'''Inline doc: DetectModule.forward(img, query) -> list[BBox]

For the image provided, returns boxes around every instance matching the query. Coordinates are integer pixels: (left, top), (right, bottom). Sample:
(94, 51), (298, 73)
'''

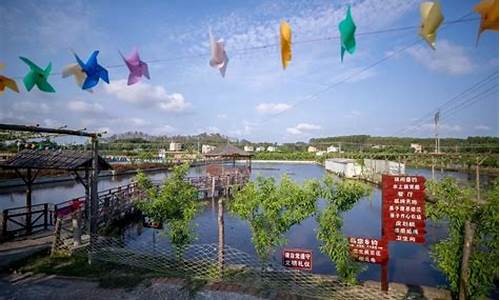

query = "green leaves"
(134, 164), (200, 256)
(316, 178), (370, 284)
(231, 173), (370, 284)
(230, 175), (320, 262)
(427, 177), (498, 298)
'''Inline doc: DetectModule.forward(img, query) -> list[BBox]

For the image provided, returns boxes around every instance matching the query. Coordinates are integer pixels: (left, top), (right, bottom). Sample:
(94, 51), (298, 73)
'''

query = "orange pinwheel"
(0, 64), (19, 94)
(474, 0), (499, 44)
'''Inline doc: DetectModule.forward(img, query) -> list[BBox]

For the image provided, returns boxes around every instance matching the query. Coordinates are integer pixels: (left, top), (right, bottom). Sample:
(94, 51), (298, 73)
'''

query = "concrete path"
(0, 274), (265, 300)
(0, 233), (53, 270)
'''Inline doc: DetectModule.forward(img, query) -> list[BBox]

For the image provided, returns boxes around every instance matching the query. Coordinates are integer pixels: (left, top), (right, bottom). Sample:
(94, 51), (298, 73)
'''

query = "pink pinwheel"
(120, 48), (150, 85)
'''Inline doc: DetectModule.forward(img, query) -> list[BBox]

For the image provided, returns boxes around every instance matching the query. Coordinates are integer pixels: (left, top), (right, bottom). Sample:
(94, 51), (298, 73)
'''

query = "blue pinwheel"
(74, 50), (109, 89)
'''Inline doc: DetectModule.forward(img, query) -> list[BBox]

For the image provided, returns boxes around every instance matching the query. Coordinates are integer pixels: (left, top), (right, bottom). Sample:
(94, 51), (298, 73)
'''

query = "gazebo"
(204, 144), (253, 172)
(0, 149), (112, 235)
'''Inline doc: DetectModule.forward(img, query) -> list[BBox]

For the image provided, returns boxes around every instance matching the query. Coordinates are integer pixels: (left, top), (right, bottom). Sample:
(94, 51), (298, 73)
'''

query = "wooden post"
(2, 210), (7, 239)
(459, 221), (476, 300)
(26, 168), (32, 235)
(88, 136), (99, 265)
(218, 196), (225, 278)
(51, 218), (62, 256)
(43, 203), (48, 230)
(72, 208), (82, 247)
(475, 158), (480, 202)
(431, 158), (435, 181)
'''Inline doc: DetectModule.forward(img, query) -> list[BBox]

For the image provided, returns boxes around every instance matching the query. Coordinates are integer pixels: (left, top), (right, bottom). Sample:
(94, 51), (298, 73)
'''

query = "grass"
(13, 253), (159, 289)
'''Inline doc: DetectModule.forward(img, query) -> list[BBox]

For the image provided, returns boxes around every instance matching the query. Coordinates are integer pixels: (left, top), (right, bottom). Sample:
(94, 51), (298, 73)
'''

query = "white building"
(325, 158), (362, 178)
(201, 144), (216, 154)
(410, 143), (422, 153)
(326, 146), (339, 153)
(244, 145), (254, 152)
(307, 146), (318, 153)
(363, 159), (405, 175)
(316, 151), (326, 156)
(256, 146), (266, 152)
(169, 142), (182, 151)
(267, 146), (276, 152)
(158, 148), (167, 159)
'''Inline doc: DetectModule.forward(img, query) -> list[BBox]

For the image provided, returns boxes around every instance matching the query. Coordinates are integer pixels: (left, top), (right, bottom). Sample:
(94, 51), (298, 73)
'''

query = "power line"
(10, 17), (479, 80)
(395, 71), (499, 135)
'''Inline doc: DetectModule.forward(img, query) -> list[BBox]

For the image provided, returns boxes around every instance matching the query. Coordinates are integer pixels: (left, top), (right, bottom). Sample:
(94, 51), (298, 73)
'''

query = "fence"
(80, 236), (407, 300)
(1, 203), (53, 240)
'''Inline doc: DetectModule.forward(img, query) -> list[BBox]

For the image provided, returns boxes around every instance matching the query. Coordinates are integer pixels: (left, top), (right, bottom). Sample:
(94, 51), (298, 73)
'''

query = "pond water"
(0, 162), (494, 288)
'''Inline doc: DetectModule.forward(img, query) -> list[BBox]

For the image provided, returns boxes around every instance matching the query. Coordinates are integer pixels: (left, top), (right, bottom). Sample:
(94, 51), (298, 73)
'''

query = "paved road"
(0, 274), (265, 300)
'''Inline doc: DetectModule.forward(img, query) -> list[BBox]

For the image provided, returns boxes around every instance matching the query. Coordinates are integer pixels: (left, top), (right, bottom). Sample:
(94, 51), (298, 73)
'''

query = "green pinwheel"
(19, 57), (55, 93)
(338, 6), (356, 62)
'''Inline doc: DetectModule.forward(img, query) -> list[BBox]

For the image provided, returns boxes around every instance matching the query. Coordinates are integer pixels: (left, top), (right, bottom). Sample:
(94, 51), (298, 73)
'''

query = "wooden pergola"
(0, 149), (111, 234)
(204, 144), (253, 170)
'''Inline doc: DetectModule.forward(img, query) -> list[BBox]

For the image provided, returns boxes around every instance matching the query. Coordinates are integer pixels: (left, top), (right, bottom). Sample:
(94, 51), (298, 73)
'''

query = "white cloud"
(286, 122), (321, 135)
(217, 113), (228, 119)
(151, 125), (176, 135)
(256, 103), (292, 114)
(104, 80), (192, 113)
(67, 101), (104, 114)
(407, 40), (475, 75)
(12, 101), (50, 114)
(474, 125), (491, 131)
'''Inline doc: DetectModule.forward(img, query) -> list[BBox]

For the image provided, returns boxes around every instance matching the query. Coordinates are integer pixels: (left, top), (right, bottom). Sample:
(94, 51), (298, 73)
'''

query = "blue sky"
(0, 0), (498, 142)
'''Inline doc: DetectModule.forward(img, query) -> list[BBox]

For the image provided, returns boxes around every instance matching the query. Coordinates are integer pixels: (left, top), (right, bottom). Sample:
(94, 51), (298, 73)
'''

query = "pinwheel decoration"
(280, 21), (292, 69)
(419, 1), (444, 49)
(339, 6), (356, 62)
(208, 29), (229, 77)
(0, 64), (19, 94)
(474, 0), (499, 45)
(19, 57), (55, 93)
(74, 50), (109, 89)
(62, 63), (92, 92)
(120, 48), (150, 85)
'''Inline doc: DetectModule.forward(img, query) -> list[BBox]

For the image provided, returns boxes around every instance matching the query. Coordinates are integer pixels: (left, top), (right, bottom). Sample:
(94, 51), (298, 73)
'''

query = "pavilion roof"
(204, 144), (252, 158)
(0, 149), (112, 170)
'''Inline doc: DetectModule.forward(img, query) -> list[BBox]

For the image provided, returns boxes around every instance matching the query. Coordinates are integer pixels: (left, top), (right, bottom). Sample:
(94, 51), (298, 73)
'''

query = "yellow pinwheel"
(419, 1), (444, 49)
(280, 21), (292, 70)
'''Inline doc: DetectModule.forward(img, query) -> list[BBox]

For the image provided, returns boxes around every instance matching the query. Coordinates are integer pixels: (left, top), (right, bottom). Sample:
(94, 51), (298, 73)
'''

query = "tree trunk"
(459, 221), (476, 300)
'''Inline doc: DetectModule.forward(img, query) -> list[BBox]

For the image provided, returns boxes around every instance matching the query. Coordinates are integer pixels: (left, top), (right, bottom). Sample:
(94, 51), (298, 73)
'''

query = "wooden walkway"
(1, 171), (250, 263)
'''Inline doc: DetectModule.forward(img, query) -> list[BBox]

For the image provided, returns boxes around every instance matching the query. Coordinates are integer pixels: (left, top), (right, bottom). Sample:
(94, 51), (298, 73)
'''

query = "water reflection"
(0, 162), (489, 287)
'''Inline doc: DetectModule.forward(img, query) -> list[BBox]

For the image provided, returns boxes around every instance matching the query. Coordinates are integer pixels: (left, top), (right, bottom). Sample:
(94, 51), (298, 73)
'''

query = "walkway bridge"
(1, 170), (250, 247)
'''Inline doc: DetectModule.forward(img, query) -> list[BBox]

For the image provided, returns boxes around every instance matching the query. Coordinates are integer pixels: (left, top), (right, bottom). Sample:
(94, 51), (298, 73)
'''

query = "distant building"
(158, 148), (167, 159)
(256, 146), (266, 152)
(244, 145), (254, 152)
(202, 144), (216, 154)
(326, 146), (339, 153)
(307, 146), (318, 153)
(169, 142), (182, 151)
(410, 143), (422, 153)
(325, 159), (362, 178)
(316, 151), (326, 156)
(371, 145), (384, 149)
(267, 146), (276, 152)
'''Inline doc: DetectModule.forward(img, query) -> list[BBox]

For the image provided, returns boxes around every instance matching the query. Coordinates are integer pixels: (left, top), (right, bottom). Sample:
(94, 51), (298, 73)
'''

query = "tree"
(316, 177), (370, 284)
(427, 177), (498, 299)
(230, 175), (320, 263)
(134, 164), (200, 258)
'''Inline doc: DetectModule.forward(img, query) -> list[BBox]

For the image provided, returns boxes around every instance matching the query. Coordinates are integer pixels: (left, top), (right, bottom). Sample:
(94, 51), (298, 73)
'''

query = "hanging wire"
(8, 17), (479, 80)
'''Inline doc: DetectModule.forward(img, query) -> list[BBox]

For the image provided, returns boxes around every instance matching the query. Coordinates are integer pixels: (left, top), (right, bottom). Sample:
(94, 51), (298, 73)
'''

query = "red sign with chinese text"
(382, 175), (426, 244)
(348, 237), (388, 264)
(282, 248), (313, 271)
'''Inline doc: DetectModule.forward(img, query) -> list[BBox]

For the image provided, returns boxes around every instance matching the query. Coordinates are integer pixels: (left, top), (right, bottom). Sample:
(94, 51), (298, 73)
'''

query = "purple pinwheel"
(120, 48), (150, 85)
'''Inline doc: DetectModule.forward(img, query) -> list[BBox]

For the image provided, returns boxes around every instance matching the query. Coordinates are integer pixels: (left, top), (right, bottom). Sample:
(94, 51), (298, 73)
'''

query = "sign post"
(282, 248), (313, 271)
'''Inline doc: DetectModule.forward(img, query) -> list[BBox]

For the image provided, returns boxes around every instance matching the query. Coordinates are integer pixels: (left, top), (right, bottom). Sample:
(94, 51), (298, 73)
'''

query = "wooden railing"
(1, 172), (250, 241)
(1, 203), (53, 240)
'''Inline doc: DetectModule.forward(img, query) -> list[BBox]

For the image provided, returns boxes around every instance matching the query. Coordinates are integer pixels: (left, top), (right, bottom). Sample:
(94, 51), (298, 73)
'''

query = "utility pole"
(434, 111), (440, 154)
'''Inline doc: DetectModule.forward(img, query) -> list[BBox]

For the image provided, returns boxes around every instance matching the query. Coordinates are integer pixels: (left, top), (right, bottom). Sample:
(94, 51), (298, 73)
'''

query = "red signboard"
(282, 248), (312, 271)
(348, 237), (388, 264)
(382, 175), (426, 244)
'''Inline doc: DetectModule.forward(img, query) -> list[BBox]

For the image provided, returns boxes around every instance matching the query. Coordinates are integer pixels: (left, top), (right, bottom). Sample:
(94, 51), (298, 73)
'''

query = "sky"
(0, 0), (498, 143)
